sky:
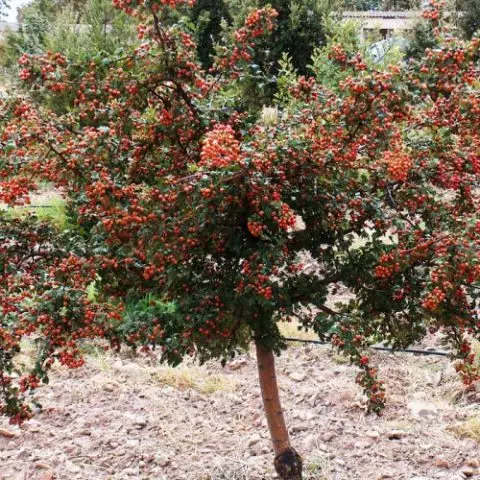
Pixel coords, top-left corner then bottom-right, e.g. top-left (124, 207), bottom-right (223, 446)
top-left (3, 0), bottom-right (30, 22)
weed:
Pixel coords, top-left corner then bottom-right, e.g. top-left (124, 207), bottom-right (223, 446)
top-left (151, 367), bottom-right (235, 394)
top-left (452, 416), bottom-right (480, 442)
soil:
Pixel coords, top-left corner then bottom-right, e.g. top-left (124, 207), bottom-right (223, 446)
top-left (1, 343), bottom-right (479, 480)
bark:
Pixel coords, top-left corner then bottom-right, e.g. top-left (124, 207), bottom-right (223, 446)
top-left (255, 340), bottom-right (303, 480)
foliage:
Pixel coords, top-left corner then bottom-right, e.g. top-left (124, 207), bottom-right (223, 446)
top-left (0, 0), bottom-right (55, 70)
top-left (222, 0), bottom-right (341, 108)
top-left (189, 0), bottom-right (232, 69)
top-left (458, 0), bottom-right (480, 39)
top-left (0, 0), bottom-right (8, 17)
top-left (308, 20), bottom-right (398, 91)
top-left (45, 0), bottom-right (136, 60)
top-left (404, 17), bottom-right (439, 58)
top-left (0, 0), bottom-right (480, 474)
top-left (0, 0), bottom-right (136, 73)
top-left (342, 0), bottom-right (383, 9)
top-left (6, 196), bottom-right (68, 229)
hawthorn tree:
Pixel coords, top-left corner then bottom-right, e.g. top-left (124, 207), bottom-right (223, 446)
top-left (1, 1), bottom-right (480, 478)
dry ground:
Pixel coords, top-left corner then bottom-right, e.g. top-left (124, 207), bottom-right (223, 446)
top-left (1, 340), bottom-right (480, 480)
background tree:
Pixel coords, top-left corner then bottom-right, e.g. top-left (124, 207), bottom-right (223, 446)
top-left (0, 0), bottom-right (56, 69)
top-left (225, 0), bottom-right (340, 74)
top-left (457, 0), bottom-right (480, 38)
top-left (1, 1), bottom-right (480, 479)
top-left (0, 0), bottom-right (136, 73)
top-left (220, 0), bottom-right (340, 109)
top-left (342, 0), bottom-right (383, 9)
top-left (0, 0), bottom-right (7, 17)
top-left (189, 0), bottom-right (232, 69)
top-left (404, 17), bottom-right (439, 58)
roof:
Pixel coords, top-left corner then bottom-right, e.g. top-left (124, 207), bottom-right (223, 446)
top-left (343, 10), bottom-right (423, 19)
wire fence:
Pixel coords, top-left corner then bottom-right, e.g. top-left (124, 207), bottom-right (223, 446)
top-left (282, 337), bottom-right (451, 357)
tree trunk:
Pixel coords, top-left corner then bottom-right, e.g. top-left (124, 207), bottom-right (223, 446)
top-left (255, 340), bottom-right (303, 480)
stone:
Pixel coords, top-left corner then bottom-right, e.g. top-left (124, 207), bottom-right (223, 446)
top-left (354, 439), bottom-right (374, 449)
top-left (103, 382), bottom-right (118, 392)
top-left (290, 423), bottom-right (310, 433)
top-left (303, 434), bottom-right (321, 450)
top-left (307, 393), bottom-right (322, 407)
top-left (133, 416), bottom-right (147, 427)
top-left (340, 391), bottom-right (356, 401)
top-left (289, 372), bottom-right (306, 382)
top-left (39, 474), bottom-right (55, 480)
top-left (27, 419), bottom-right (42, 433)
top-left (124, 413), bottom-right (147, 428)
top-left (16, 449), bottom-right (28, 460)
top-left (461, 467), bottom-right (476, 478)
top-left (112, 359), bottom-right (123, 370)
top-left (408, 400), bottom-right (438, 419)
top-left (0, 428), bottom-right (17, 438)
top-left (386, 430), bottom-right (407, 440)
top-left (126, 439), bottom-right (140, 448)
top-left (155, 454), bottom-right (171, 468)
top-left (377, 469), bottom-right (396, 479)
top-left (365, 430), bottom-right (380, 441)
top-left (66, 463), bottom-right (81, 473)
top-left (248, 433), bottom-right (262, 447)
top-left (121, 468), bottom-right (139, 476)
top-left (466, 459), bottom-right (479, 468)
top-left (319, 432), bottom-right (335, 442)
top-left (434, 458), bottom-right (450, 469)
top-left (228, 358), bottom-right (248, 371)
top-left (412, 391), bottom-right (428, 400)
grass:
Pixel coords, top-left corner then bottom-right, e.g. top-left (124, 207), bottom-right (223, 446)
top-left (278, 319), bottom-right (318, 344)
top-left (77, 340), bottom-right (235, 395)
top-left (472, 340), bottom-right (480, 362)
top-left (305, 452), bottom-right (330, 480)
top-left (82, 343), bottom-right (236, 395)
top-left (81, 342), bottom-right (114, 372)
top-left (14, 338), bottom-right (38, 371)
top-left (452, 416), bottom-right (480, 442)
top-left (6, 196), bottom-right (68, 230)
top-left (205, 460), bottom-right (250, 480)
top-left (151, 367), bottom-right (235, 394)
top-left (330, 353), bottom-right (350, 365)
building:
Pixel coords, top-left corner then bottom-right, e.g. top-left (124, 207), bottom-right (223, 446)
top-left (342, 10), bottom-right (423, 40)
